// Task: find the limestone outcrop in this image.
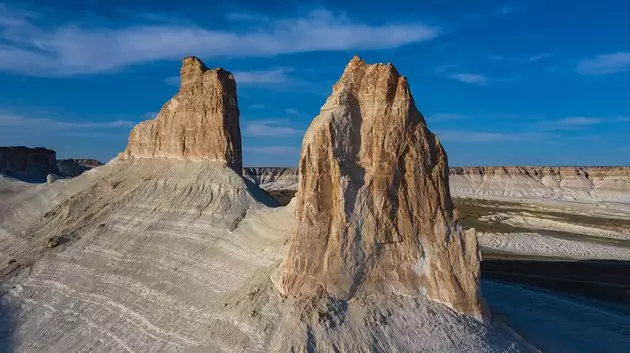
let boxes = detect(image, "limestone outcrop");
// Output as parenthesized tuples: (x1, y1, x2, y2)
(243, 166, 630, 203)
(450, 166, 630, 202)
(0, 146, 58, 181)
(122, 56, 242, 172)
(279, 56, 483, 318)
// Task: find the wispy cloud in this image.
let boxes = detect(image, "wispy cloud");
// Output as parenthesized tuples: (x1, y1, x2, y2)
(577, 52, 630, 75)
(242, 120, 302, 137)
(448, 73, 488, 85)
(489, 53, 551, 63)
(527, 53, 551, 62)
(540, 116, 602, 130)
(0, 4, 441, 76)
(233, 67, 294, 85)
(436, 129, 533, 143)
(165, 76, 180, 86)
(285, 108, 301, 115)
(539, 116, 630, 130)
(0, 114, 135, 129)
(425, 113, 465, 121)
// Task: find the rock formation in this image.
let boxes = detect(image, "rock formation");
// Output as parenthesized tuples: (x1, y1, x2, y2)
(122, 56, 242, 172)
(244, 166, 630, 203)
(279, 56, 483, 318)
(243, 167, 299, 191)
(56, 159, 103, 177)
(450, 166, 630, 202)
(0, 146, 59, 181)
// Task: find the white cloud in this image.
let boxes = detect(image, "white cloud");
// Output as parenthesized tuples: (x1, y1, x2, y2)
(165, 76, 180, 86)
(489, 53, 551, 63)
(539, 116, 602, 130)
(448, 73, 488, 85)
(242, 120, 302, 137)
(527, 53, 551, 62)
(539, 116, 630, 130)
(577, 52, 630, 75)
(437, 130, 522, 143)
(284, 108, 301, 115)
(0, 5, 440, 76)
(425, 113, 464, 121)
(0, 114, 135, 128)
(166, 68, 295, 86)
(233, 68, 294, 85)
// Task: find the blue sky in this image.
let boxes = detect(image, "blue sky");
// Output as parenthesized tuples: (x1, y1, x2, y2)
(0, 0, 629, 166)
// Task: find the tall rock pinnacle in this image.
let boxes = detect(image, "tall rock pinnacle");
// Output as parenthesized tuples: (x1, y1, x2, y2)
(280, 56, 483, 318)
(123, 56, 242, 172)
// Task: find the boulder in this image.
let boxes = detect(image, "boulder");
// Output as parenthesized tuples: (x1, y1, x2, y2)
(46, 173, 61, 184)
(280, 56, 484, 319)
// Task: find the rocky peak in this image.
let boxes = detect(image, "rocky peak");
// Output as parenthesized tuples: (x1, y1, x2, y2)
(122, 56, 242, 172)
(279, 57, 484, 319)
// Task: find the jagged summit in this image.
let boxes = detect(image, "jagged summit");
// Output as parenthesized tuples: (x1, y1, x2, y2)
(122, 56, 242, 172)
(279, 56, 484, 319)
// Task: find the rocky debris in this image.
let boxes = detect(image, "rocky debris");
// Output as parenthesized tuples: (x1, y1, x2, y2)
(122, 56, 242, 172)
(279, 56, 484, 319)
(56, 159, 103, 177)
(0, 146, 59, 182)
(45, 235, 68, 248)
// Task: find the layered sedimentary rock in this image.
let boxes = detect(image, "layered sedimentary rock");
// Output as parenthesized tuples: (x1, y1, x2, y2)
(122, 56, 242, 172)
(243, 167, 299, 191)
(0, 56, 529, 352)
(56, 158, 103, 177)
(0, 146, 58, 181)
(450, 166, 630, 202)
(279, 56, 483, 318)
(243, 166, 630, 203)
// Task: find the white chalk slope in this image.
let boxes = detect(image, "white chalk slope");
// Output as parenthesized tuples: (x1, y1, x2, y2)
(0, 160, 522, 353)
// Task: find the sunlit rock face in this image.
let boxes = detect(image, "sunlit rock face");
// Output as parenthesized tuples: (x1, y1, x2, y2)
(123, 56, 242, 172)
(280, 56, 484, 319)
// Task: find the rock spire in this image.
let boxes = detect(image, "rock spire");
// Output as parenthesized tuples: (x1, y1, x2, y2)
(123, 56, 242, 172)
(280, 56, 484, 318)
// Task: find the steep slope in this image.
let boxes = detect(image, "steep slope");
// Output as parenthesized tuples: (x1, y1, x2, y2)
(278, 56, 483, 319)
